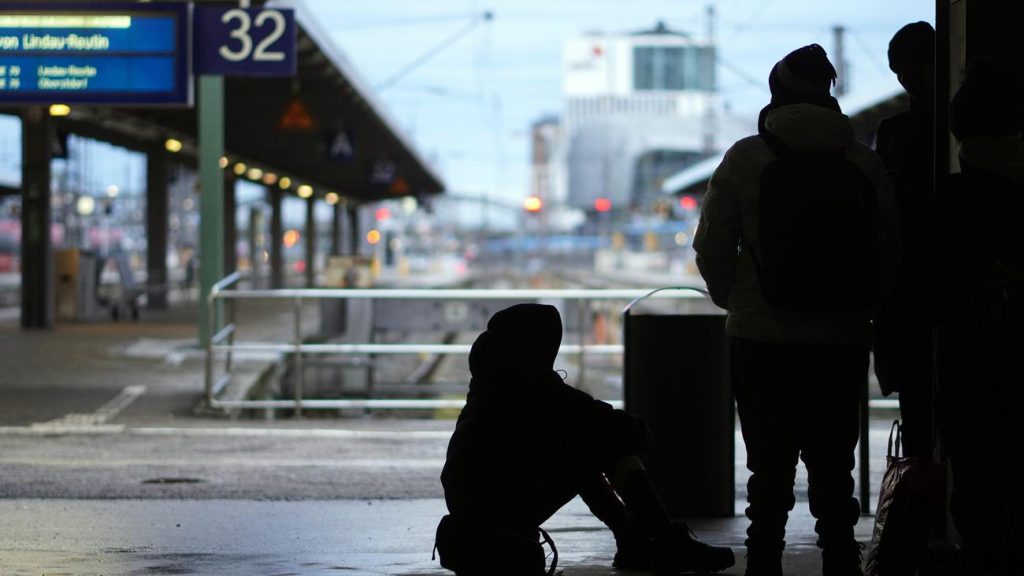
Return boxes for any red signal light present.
[594,197,612,212]
[680,196,698,211]
[375,207,391,221]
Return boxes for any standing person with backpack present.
[693,44,900,576]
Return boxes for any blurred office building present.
[560,19,753,223]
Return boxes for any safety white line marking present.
[130,426,453,439]
[0,425,897,443]
[24,385,145,433]
[0,457,446,468]
[0,424,452,439]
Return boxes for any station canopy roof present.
[1,0,445,203]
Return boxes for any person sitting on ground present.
[434,303,735,576]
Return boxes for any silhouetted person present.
[935,61,1024,576]
[434,303,734,575]
[872,22,937,459]
[694,45,900,576]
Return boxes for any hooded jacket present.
[693,103,900,344]
[440,304,645,525]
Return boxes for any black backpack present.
[433,514,558,576]
[750,133,880,313]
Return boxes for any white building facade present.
[562,21,751,214]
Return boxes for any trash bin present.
[54,248,98,322]
[623,287,734,518]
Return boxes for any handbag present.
[864,420,946,576]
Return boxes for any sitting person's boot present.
[651,521,735,574]
[611,523,654,570]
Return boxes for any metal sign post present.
[198,73,224,346]
[196,0,296,345]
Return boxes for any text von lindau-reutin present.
[0,33,112,51]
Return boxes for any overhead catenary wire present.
[375,11,494,92]
[849,27,890,77]
[325,12,486,31]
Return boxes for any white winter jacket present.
[693,103,900,344]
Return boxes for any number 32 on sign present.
[194,5,296,76]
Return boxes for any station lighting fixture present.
[594,197,612,212]
[105,185,119,198]
[233,162,247,176]
[48,104,71,117]
[76,195,95,216]
[402,197,418,214]
[523,196,543,212]
[283,229,300,248]
[278,176,292,189]
[262,172,278,186]
[297,184,313,198]
[246,167,263,181]
[218,156,229,169]
[366,229,382,245]
[325,192,340,205]
[679,196,698,211]
[164,138,183,153]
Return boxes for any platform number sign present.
[194,6,296,76]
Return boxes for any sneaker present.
[612,528,654,570]
[651,522,736,574]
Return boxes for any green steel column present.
[198,75,225,345]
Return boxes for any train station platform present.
[0,274,898,575]
[0,497,874,575]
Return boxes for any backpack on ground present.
[433,514,558,576]
[752,133,880,313]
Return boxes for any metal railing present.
[204,272,709,414]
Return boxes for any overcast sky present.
[305,0,934,204]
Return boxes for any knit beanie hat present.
[888,21,934,74]
[768,44,837,106]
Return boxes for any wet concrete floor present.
[0,498,872,576]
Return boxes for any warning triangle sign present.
[277,97,316,132]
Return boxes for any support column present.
[269,186,284,289]
[248,205,264,289]
[304,196,316,287]
[347,205,360,256]
[198,75,225,345]
[146,145,169,309]
[20,107,53,328]
[331,203,342,256]
[223,172,237,274]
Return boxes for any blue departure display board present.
[0,3,190,105]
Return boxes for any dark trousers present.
[874,313,935,458]
[731,337,865,552]
[939,284,1024,575]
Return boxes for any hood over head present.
[762,103,854,153]
[759,44,844,140]
[468,303,563,390]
